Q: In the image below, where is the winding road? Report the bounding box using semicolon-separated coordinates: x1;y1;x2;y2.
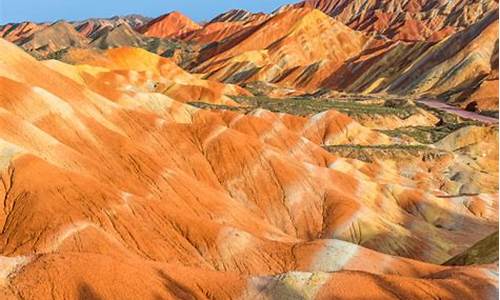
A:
418;99;498;124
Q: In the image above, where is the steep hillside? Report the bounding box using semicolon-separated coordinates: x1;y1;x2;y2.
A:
0;36;498;300
2;3;497;112
182;10;271;45
0;22;47;43
1;18;199;64
182;6;498;110
209;9;265;23
74;15;151;38
138;11;201;38
74;18;128;40
193;8;369;94
312;9;499;111
89;23;147;49
48;46;249;104
16;21;88;56
287;0;498;41
0;1;498;298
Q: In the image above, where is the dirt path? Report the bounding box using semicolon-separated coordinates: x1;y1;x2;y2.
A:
418;99;498;124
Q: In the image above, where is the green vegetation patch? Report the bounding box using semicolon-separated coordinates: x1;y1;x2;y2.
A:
188;102;249;113
379;121;483;144
230;96;417;118
443;231;499;266
324;144;430;151
322;144;445;163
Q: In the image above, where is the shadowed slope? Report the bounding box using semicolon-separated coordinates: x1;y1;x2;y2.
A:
320;10;499;110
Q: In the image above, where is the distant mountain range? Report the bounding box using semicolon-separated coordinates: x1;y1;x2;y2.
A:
1;0;498;111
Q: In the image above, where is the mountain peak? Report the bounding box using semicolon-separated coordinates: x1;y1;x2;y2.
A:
209;9;254;23
139;10;201;38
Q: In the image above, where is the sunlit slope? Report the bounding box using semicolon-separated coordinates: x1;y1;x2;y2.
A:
0;38;497;299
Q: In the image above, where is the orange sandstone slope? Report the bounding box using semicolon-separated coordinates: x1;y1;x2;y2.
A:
189;5;498;109
138;11;201;38
183;10;271;44
0;37;498;299
193;8;370;93
170;1;498;109
328;9;499;110
53;46;250;104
